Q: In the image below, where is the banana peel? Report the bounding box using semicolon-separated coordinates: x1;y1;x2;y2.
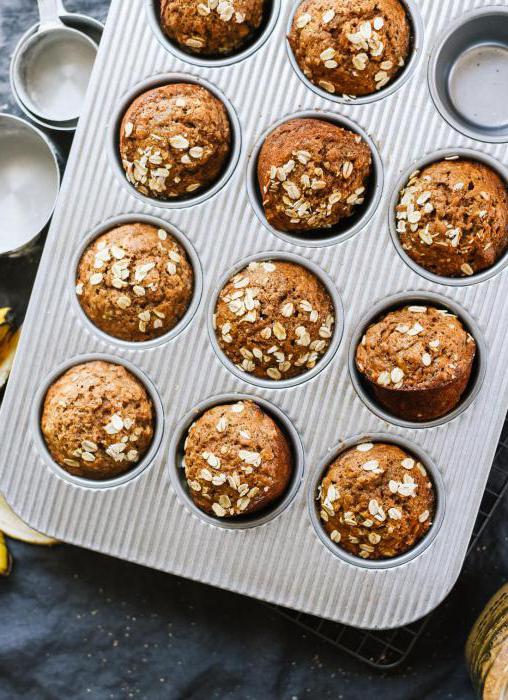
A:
0;532;12;577
0;308;20;395
0;494;58;546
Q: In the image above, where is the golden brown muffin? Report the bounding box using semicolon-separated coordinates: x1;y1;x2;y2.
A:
396;159;508;278
258;118;372;232
214;260;335;380
183;400;292;517
160;0;265;56
356;305;476;422
76;223;194;342
119;83;231;200
288;0;411;97
319;442;435;560
41;361;154;480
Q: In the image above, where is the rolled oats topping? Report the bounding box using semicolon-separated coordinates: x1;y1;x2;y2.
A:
215;260;335;380
318;443;435;559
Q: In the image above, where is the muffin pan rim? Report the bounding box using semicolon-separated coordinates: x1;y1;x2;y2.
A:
428;5;508;145
31;353;165;490
69;213;204;350
245;109;384;249
388;147;508;286
206;250;345;389
307;431;445;571
348;290;488;430
167;392;305;531
285;0;425;107
106;71;243;210
144;0;282;69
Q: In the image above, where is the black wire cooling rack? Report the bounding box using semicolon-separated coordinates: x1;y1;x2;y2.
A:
269;417;508;670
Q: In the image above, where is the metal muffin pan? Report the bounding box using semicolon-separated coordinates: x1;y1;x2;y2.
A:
145;0;282;68
348;291;487;430
107;72;242;209
388;147;508;286
286;0;424;106
307;432;446;571
69;213;203;350
246;110;384;248
168;392;305;530
207;250;345;389
428;6;508;144
31;353;165;490
2;0;508;630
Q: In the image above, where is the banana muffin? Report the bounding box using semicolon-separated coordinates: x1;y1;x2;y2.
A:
356;305;476;422
119;83;231;200
76;222;193;342
160;0;266;57
319;442;435;560
214;260;335;381
258;118;372;233
183;400;292;517
41;361;154;480
288;0;411;98
396;158;508;278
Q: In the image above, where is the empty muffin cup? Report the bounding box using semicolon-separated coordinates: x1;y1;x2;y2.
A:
246;111;383;247
168;393;305;530
145;0;281;67
308;433;445;570
348;291;486;429
429;7;508;143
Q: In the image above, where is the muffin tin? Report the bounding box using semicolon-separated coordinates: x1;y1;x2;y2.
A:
1;0;508;630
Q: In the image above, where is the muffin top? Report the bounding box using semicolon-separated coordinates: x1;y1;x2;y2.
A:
41;361;154;480
214;260;335;381
76;223;194;342
396;159;508;278
288;0;411;98
319;442;435;559
183;400;292;517
119;83;231;200
160;0;265;56
356;305;476;391
258;118;372;233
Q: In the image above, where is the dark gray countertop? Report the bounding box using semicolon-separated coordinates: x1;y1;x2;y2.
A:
1;2;506;698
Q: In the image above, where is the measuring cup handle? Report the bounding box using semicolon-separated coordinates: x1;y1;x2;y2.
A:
37;0;63;29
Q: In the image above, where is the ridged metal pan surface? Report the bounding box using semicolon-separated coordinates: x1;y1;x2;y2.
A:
1;0;508;630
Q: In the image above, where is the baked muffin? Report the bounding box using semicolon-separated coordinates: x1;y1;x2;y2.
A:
258;118;372;232
183;400;292;517
160;0;266;56
76;223;193;342
288;0;411;98
318;442;435;560
214;260;335;380
41;361;154;480
356;305;476;422
396;159;508;278
119;83;231;200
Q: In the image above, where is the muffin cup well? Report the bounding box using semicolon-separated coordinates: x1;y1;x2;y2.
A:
32;354;165;489
348;291;487;430
144;0;281;68
389;148;508;286
428;7;508;144
107;73;242;210
246;110;384;248
207;251;344;389
307;432;445;570
285;0;424;106
167;393;305;530
70;213;203;349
